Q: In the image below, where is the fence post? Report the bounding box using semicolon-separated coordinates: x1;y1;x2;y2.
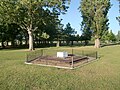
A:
71;49;74;68
41;49;43;56
82;50;84;56
26;54;28;62
96;51;98;59
41;49;45;56
43;49;44;56
46;59;47;65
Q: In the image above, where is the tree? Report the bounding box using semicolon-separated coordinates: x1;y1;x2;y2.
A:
116;0;120;42
0;0;70;51
63;23;77;45
101;30;116;43
0;24;7;48
80;25;92;45
101;30;109;43
79;0;111;48
0;1;12;48
116;0;120;25
7;23;22;46
108;30;116;42
55;21;64;47
75;34;80;43
116;31;120;41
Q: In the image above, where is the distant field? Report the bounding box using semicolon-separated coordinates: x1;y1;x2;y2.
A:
0;45;120;90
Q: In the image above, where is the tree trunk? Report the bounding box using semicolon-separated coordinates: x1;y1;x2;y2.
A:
28;30;34;51
11;40;15;47
19;40;22;46
56;40;60;47
1;41;5;48
6;41;9;46
84;40;88;46
66;41;70;45
71;41;73;46
60;40;61;46
94;38;100;48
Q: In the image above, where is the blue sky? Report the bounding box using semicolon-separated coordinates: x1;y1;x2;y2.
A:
59;0;119;35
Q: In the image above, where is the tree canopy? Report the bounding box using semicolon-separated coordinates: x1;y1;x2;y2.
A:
0;0;71;50
79;0;111;48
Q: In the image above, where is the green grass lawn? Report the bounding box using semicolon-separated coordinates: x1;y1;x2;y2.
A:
0;45;120;90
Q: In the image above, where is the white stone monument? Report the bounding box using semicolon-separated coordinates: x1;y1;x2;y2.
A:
57;52;68;58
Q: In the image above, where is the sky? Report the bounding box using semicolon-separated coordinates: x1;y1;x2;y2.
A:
59;0;120;35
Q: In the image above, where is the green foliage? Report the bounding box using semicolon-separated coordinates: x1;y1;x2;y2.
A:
0;0;71;49
116;16;120;25
63;23;77;42
116;31;120;41
79;0;111;39
101;30;116;43
0;24;7;42
54;20;64;41
108;30;116;42
80;28;92;45
41;32;50;39
63;23;76;35
116;0;120;25
79;0;111;48
0;0;70;30
101;30;109;42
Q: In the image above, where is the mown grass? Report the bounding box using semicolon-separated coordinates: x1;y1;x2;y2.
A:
0;45;120;90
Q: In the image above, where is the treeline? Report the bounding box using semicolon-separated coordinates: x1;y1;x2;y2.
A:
0;20;119;49
0;0;120;50
0;0;72;49
0;22;80;48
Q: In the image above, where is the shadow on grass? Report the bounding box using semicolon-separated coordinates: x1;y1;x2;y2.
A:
100;43;120;48
0;42;119;51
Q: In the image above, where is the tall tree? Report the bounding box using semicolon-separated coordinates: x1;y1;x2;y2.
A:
116;0;120;43
0;0;70;51
116;0;120;25
116;31;120;41
63;23;77;45
80;25;92;45
101;29;109;43
0;24;7;48
108;30;116;42
80;0;111;48
55;20;64;47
